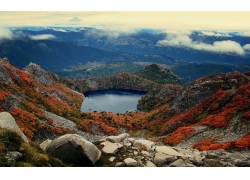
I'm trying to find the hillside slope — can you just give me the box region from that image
[1,57,250,155]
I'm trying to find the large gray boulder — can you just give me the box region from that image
[0,112,29,143]
[45,134,101,166]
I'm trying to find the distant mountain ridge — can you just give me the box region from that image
[135,64,183,85]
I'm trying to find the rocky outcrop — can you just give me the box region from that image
[45,134,101,166]
[0,58,13,84]
[0,112,29,143]
[24,62,52,86]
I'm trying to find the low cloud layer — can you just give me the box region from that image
[243,44,250,51]
[157,31,246,56]
[85,28,139,39]
[199,31,231,37]
[29,34,56,40]
[0,27,13,40]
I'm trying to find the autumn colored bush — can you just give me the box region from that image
[234,133,250,149]
[164,126,195,146]
[192,138,221,151]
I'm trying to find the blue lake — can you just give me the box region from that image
[81,89,147,114]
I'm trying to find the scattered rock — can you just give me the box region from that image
[5,151,22,166]
[154,152,175,166]
[145,161,156,167]
[133,139,155,151]
[102,141,120,154]
[109,157,116,162]
[106,133,130,143]
[115,162,125,167]
[40,139,52,150]
[156,146,185,157]
[124,158,137,167]
[169,159,196,167]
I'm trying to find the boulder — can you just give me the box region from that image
[5,151,22,166]
[154,152,175,166]
[0,112,29,143]
[169,159,196,167]
[106,133,130,143]
[133,139,155,151]
[45,134,101,166]
[124,158,137,167]
[109,157,116,162]
[155,146,185,157]
[145,161,156,167]
[39,139,52,150]
[115,162,125,167]
[102,141,120,154]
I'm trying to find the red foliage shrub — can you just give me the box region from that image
[192,138,220,151]
[234,134,250,148]
[164,126,195,146]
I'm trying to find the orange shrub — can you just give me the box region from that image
[164,126,195,146]
[234,134,250,148]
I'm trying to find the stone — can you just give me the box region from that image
[189,155,204,166]
[106,133,130,143]
[141,150,150,157]
[169,159,196,167]
[127,138,135,143]
[133,139,155,151]
[124,158,137,167]
[40,139,52,150]
[154,152,175,166]
[109,157,116,162]
[115,162,125,167]
[102,141,120,154]
[155,146,185,157]
[5,151,22,166]
[45,134,101,166]
[100,142,106,146]
[0,112,29,143]
[145,161,157,167]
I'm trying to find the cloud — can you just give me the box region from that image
[157,31,245,56]
[52,28,68,32]
[237,31,250,37]
[29,34,57,40]
[243,44,250,51]
[85,28,139,39]
[199,31,231,37]
[0,27,13,40]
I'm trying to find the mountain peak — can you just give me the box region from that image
[135,64,183,85]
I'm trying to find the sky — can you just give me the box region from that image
[1,0,250,31]
[1,11,250,32]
